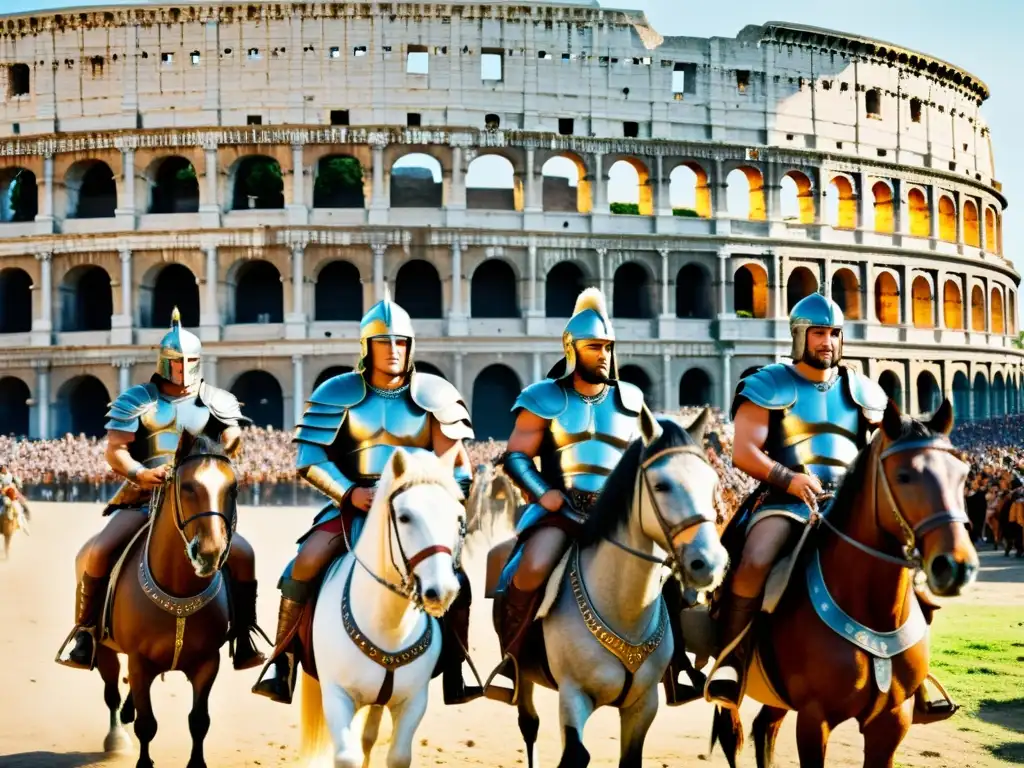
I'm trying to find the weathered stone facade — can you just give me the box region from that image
[0,3,1017,440]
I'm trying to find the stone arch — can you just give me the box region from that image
[911,276,933,329]
[315,260,363,321]
[830,268,860,320]
[313,155,365,208]
[973,372,989,419]
[231,155,284,210]
[618,364,652,402]
[726,166,765,221]
[786,266,817,312]
[395,260,442,318]
[613,262,653,319]
[149,155,200,214]
[141,263,200,328]
[0,168,38,223]
[233,260,283,324]
[827,175,856,230]
[780,170,815,224]
[56,375,110,437]
[734,263,768,318]
[675,263,713,319]
[877,369,903,410]
[963,200,980,247]
[984,207,998,253]
[230,370,284,429]
[471,259,519,318]
[415,362,447,379]
[915,370,940,416]
[607,158,652,216]
[391,153,443,208]
[60,265,112,332]
[872,180,894,233]
[942,280,963,330]
[991,287,1005,334]
[472,364,521,440]
[546,261,586,318]
[991,372,1006,418]
[0,268,33,334]
[952,371,970,422]
[541,152,591,214]
[679,367,712,407]
[66,160,117,219]
[875,272,899,325]
[971,285,985,332]
[466,154,521,212]
[908,188,929,237]
[313,365,353,390]
[938,195,956,242]
[0,377,30,437]
[668,161,711,218]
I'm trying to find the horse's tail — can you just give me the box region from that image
[709,705,743,768]
[298,672,332,764]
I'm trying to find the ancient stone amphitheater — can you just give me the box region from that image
[0,0,1017,441]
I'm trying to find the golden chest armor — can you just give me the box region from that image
[338,385,433,481]
[138,395,212,467]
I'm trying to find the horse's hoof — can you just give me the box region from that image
[103,727,133,754]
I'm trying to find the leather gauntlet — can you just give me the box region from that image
[501,451,551,502]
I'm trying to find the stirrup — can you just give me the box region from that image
[482,654,519,706]
[54,626,97,671]
[913,675,959,725]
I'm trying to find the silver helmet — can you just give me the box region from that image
[789,292,844,361]
[356,286,417,374]
[551,287,619,380]
[155,307,202,389]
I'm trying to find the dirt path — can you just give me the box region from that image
[0,503,1015,767]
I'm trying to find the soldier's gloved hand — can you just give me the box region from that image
[539,489,566,513]
[137,465,168,490]
[351,486,375,512]
[787,472,823,513]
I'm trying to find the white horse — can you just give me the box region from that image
[299,445,470,768]
[494,409,731,767]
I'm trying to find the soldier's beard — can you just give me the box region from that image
[577,363,611,384]
[802,349,839,370]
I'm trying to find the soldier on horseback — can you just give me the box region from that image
[484,287,698,706]
[55,308,266,673]
[0,463,30,534]
[705,292,957,723]
[252,293,480,707]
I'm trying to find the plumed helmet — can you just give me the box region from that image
[789,292,844,361]
[155,307,202,390]
[549,287,619,380]
[357,285,417,374]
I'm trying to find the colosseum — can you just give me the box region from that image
[0,1,1018,442]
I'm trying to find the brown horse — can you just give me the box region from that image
[78,432,239,768]
[711,399,978,768]
[1,494,23,559]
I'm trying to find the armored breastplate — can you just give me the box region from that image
[336,386,432,482]
[137,394,212,468]
[769,371,862,486]
[546,389,640,494]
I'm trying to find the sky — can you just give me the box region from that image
[6,0,1022,276]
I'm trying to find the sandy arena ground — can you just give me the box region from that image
[0,502,1018,767]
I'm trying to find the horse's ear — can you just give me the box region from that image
[927,398,955,436]
[390,448,408,480]
[881,398,903,441]
[687,407,712,443]
[174,430,196,466]
[639,405,663,447]
[439,443,460,471]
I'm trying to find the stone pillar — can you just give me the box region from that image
[286,243,307,338]
[822,256,833,299]
[929,188,940,240]
[369,145,388,224]
[372,244,387,300]
[454,352,465,395]
[721,349,733,415]
[936,270,946,329]
[864,261,876,324]
[201,144,220,216]
[596,247,609,300]
[115,147,136,226]
[34,362,51,439]
[112,249,134,344]
[965,280,974,332]
[855,172,870,230]
[594,154,607,213]
[449,147,466,209]
[200,245,221,341]
[655,155,672,218]
[717,250,729,316]
[659,248,671,317]
[532,352,542,384]
[525,149,541,212]
[528,244,539,314]
[772,252,783,318]
[32,252,53,345]
[291,144,305,208]
[448,241,468,335]
[37,153,55,228]
[292,354,305,428]
[115,358,132,393]
[662,352,673,411]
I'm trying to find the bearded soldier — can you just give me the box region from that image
[252,293,480,706]
[705,292,957,723]
[484,288,697,706]
[55,308,265,673]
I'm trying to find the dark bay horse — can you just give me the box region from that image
[712,399,978,768]
[79,432,240,768]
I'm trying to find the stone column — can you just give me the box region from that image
[201,144,220,215]
[37,153,55,227]
[115,147,136,226]
[596,247,609,300]
[115,358,132,393]
[655,155,672,218]
[594,154,607,213]
[721,349,733,415]
[32,252,53,345]
[111,249,134,344]
[528,244,539,314]
[292,354,305,428]
[291,144,305,208]
[717,250,729,316]
[454,352,465,395]
[369,145,388,224]
[372,244,387,301]
[659,248,671,317]
[285,243,307,338]
[525,148,541,212]
[532,352,543,384]
[200,245,221,341]
[34,362,51,439]
[663,352,673,411]
[929,188,940,240]
[936,270,946,329]
[449,147,466,209]
[448,241,468,335]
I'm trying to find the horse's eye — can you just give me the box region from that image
[896,471,912,484]
[653,483,671,493]
[398,513,411,524]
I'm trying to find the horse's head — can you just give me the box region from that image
[375,446,466,618]
[877,398,978,596]
[167,431,238,578]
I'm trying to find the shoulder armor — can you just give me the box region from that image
[198,381,252,427]
[843,368,888,423]
[410,373,475,441]
[730,364,798,418]
[613,380,644,416]
[294,372,367,448]
[104,383,160,433]
[513,379,568,420]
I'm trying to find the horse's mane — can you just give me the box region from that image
[373,450,464,514]
[579,419,698,547]
[187,435,226,459]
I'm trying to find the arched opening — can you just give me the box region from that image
[938,195,956,242]
[150,156,200,214]
[466,155,521,211]
[471,260,519,318]
[391,153,443,208]
[984,207,998,253]
[830,269,860,320]
[878,370,903,410]
[971,285,985,332]
[313,365,353,390]
[874,272,899,325]
[56,375,110,437]
[991,287,1005,335]
[60,266,112,332]
[908,188,929,237]
[618,364,652,401]
[779,171,814,224]
[911,276,933,329]
[0,268,33,333]
[541,153,590,214]
[230,370,284,429]
[67,160,117,218]
[315,261,362,321]
[313,155,365,208]
[395,260,442,318]
[726,166,765,221]
[734,264,768,318]
[607,159,652,216]
[0,377,30,437]
[545,262,586,318]
[613,262,652,319]
[786,267,817,312]
[827,175,856,230]
[679,368,712,407]
[233,260,283,324]
[943,280,963,330]
[963,200,980,247]
[472,364,521,440]
[415,362,447,379]
[675,263,712,319]
[872,180,894,233]
[991,372,1006,418]
[952,371,970,422]
[972,373,989,420]
[915,370,940,416]
[231,156,284,210]
[142,264,200,328]
[0,168,38,222]
[669,162,711,218]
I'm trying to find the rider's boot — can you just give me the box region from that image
[59,574,108,670]
[483,581,544,706]
[704,591,762,710]
[229,579,267,671]
[441,570,483,705]
[911,588,959,724]
[252,579,310,705]
[660,578,705,706]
